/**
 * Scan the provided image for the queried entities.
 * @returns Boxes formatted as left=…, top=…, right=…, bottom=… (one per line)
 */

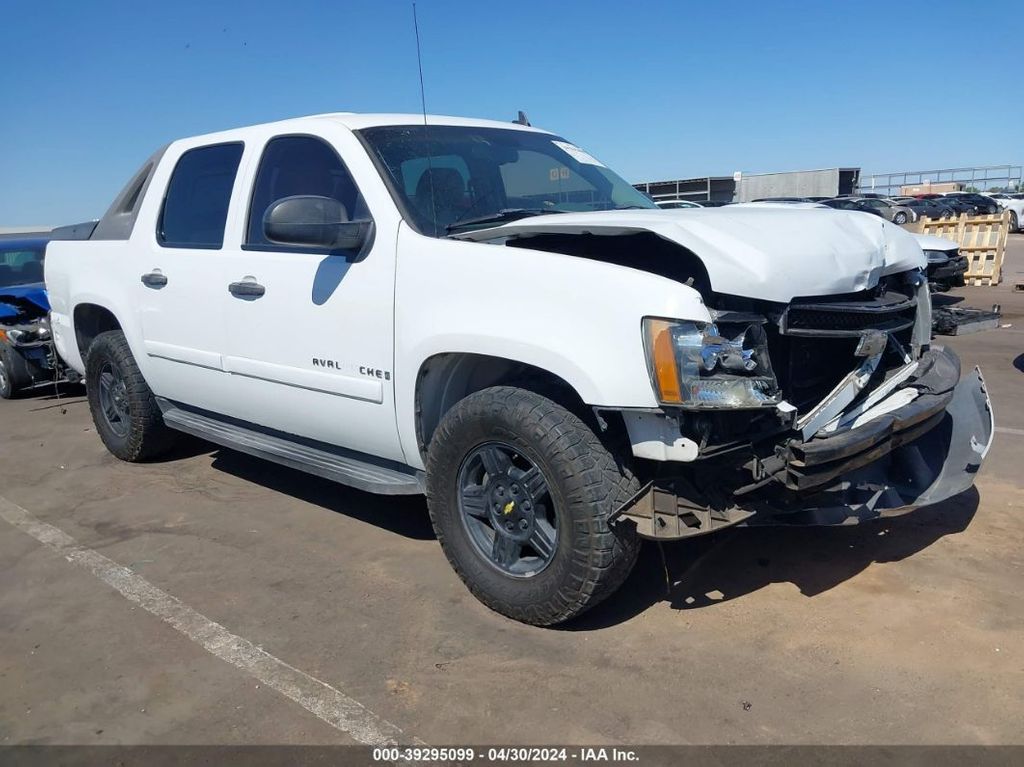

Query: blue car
left=0, top=237, right=66, bottom=398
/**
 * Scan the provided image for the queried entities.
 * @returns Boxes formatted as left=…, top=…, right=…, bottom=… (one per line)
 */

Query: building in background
left=737, top=168, right=859, bottom=202
left=633, top=175, right=738, bottom=204
left=635, top=167, right=860, bottom=203
left=0, top=226, right=54, bottom=241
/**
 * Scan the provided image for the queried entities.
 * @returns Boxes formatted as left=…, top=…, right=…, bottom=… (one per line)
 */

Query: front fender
left=393, top=227, right=710, bottom=467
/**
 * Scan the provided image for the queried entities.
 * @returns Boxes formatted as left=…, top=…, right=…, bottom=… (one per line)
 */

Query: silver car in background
left=850, top=197, right=917, bottom=224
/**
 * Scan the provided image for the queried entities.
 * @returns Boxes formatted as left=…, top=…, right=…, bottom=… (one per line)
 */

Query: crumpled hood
left=456, top=208, right=926, bottom=303
left=0, top=283, right=50, bottom=322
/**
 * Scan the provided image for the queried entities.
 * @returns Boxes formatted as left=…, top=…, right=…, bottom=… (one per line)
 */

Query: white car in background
left=912, top=233, right=969, bottom=291
left=990, top=195, right=1023, bottom=232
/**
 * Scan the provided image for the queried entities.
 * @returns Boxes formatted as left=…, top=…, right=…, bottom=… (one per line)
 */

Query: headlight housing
left=0, top=321, right=49, bottom=346
left=643, top=317, right=781, bottom=408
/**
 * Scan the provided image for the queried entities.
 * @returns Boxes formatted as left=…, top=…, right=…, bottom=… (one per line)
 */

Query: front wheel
left=426, top=386, right=641, bottom=626
left=0, top=346, right=30, bottom=400
left=85, top=330, right=176, bottom=461
left=0, top=353, right=15, bottom=399
left=1009, top=211, right=1019, bottom=232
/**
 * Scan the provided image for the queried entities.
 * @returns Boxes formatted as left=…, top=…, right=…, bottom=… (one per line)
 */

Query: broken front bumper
left=780, top=346, right=964, bottom=493
left=614, top=346, right=994, bottom=539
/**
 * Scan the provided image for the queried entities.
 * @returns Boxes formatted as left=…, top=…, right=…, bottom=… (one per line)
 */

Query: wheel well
left=415, top=353, right=619, bottom=459
left=73, top=304, right=122, bottom=360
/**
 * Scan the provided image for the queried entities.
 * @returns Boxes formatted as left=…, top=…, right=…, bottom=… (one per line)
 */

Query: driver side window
left=245, top=135, right=369, bottom=247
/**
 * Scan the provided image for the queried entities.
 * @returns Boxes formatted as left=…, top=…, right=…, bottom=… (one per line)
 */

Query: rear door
left=134, top=142, right=245, bottom=412
left=215, top=129, right=405, bottom=463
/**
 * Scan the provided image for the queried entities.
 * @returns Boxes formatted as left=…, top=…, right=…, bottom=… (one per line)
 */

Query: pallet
left=914, top=212, right=1010, bottom=286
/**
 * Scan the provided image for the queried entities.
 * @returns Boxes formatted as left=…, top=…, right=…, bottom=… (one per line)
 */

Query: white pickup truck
left=45, top=113, right=994, bottom=625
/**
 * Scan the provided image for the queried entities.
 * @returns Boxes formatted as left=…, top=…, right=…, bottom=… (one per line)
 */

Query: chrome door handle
left=228, top=280, right=266, bottom=299
left=141, top=271, right=168, bottom=288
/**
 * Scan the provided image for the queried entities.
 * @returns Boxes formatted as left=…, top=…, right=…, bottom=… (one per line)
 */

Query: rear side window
left=0, top=249, right=44, bottom=288
left=158, top=143, right=244, bottom=249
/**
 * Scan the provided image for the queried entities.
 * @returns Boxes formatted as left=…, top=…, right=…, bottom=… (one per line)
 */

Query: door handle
left=228, top=280, right=266, bottom=299
left=141, top=271, right=168, bottom=288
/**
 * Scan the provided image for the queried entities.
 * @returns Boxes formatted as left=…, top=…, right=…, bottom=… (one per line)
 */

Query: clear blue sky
left=2, top=0, right=1021, bottom=226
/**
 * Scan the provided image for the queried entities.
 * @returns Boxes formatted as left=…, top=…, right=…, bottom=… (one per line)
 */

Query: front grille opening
left=710, top=277, right=920, bottom=414
left=768, top=334, right=858, bottom=411
left=783, top=290, right=917, bottom=337
left=768, top=285, right=918, bottom=411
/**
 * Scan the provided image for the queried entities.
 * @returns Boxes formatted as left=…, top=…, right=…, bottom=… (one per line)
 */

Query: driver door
left=215, top=132, right=404, bottom=463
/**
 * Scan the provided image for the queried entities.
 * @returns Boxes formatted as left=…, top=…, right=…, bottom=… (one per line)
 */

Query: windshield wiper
left=445, top=208, right=564, bottom=234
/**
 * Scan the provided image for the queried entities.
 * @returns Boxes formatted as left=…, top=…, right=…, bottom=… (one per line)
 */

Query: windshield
left=358, top=125, right=655, bottom=236
left=0, top=248, right=45, bottom=289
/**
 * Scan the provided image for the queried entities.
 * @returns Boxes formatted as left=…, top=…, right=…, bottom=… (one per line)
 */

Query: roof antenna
left=412, top=1, right=438, bottom=235
left=514, top=111, right=531, bottom=127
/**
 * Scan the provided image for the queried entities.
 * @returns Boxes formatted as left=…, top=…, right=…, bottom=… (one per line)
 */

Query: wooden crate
left=912, top=212, right=1010, bottom=286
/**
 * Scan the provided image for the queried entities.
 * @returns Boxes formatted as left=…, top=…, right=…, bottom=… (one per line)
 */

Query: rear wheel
left=426, top=386, right=640, bottom=626
left=893, top=211, right=908, bottom=224
left=1009, top=210, right=1019, bottom=232
left=85, top=331, right=176, bottom=461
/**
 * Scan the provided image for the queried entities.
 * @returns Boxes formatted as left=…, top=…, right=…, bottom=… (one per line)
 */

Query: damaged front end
left=0, top=290, right=70, bottom=396
left=613, top=269, right=994, bottom=539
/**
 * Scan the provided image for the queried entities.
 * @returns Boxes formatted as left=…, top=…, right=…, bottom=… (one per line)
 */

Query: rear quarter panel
left=45, top=239, right=140, bottom=375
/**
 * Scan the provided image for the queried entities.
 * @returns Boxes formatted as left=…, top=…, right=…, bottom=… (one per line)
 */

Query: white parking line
left=995, top=426, right=1024, bottom=437
left=0, top=495, right=415, bottom=747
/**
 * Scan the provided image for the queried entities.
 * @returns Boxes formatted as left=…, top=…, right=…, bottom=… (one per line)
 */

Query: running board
left=158, top=401, right=424, bottom=495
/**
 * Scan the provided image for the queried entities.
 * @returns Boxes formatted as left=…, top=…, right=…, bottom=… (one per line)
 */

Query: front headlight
left=643, top=317, right=781, bottom=408
left=0, top=322, right=48, bottom=346
left=923, top=249, right=950, bottom=265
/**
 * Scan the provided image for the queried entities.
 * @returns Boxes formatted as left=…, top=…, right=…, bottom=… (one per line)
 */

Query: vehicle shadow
left=169, top=437, right=982, bottom=623
left=931, top=294, right=965, bottom=308
left=22, top=382, right=86, bottom=410
left=1013, top=353, right=1024, bottom=374
left=208, top=447, right=437, bottom=541
left=563, top=486, right=980, bottom=631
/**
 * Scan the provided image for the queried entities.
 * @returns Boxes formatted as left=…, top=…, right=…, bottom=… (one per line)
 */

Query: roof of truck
left=318, top=112, right=552, bottom=132
left=186, top=113, right=554, bottom=141
left=170, top=112, right=555, bottom=148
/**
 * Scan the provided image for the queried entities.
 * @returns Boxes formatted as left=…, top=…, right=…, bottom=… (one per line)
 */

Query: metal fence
left=858, top=165, right=1022, bottom=196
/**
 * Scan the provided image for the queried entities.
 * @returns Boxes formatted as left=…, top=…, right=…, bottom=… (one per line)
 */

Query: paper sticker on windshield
left=552, top=140, right=606, bottom=167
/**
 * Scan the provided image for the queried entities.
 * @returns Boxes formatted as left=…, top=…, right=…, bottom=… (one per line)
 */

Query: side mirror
left=263, top=195, right=371, bottom=254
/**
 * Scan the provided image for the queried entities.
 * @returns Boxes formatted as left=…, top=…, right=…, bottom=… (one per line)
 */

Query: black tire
left=1009, top=211, right=1019, bottom=233
left=426, top=386, right=641, bottom=626
left=0, top=351, right=15, bottom=399
left=0, top=346, right=29, bottom=400
left=893, top=212, right=907, bottom=224
left=85, top=330, right=176, bottom=461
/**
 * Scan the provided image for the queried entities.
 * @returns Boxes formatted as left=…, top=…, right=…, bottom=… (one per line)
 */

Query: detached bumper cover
left=759, top=352, right=993, bottom=526
left=782, top=347, right=961, bottom=492
left=615, top=346, right=993, bottom=539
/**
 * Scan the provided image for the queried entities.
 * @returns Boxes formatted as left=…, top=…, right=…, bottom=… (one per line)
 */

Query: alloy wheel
left=97, top=361, right=131, bottom=437
left=457, top=442, right=558, bottom=577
